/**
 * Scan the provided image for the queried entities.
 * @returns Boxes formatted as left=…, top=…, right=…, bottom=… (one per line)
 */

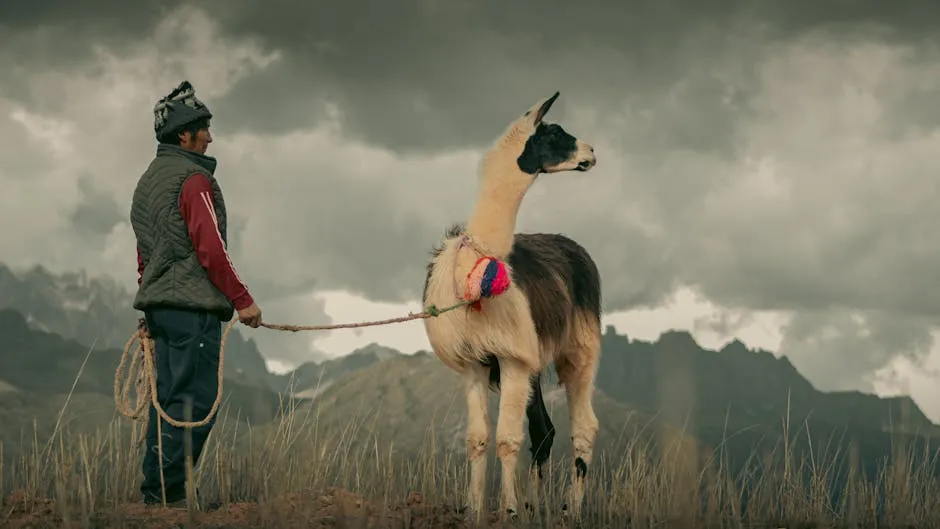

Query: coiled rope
left=111, top=301, right=470, bottom=507
left=113, top=300, right=470, bottom=430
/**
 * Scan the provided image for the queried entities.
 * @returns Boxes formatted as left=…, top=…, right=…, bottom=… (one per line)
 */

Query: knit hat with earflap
left=152, top=80, right=213, bottom=140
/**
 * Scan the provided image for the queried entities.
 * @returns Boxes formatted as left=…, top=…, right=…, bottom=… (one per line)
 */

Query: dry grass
left=1, top=389, right=939, bottom=529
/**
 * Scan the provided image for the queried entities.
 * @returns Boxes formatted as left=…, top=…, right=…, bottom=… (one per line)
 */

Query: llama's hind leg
left=494, top=358, right=535, bottom=520
left=556, top=318, right=600, bottom=521
left=462, top=362, right=491, bottom=521
left=524, top=372, right=555, bottom=513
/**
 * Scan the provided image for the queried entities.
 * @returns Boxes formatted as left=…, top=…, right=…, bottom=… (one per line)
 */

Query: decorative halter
left=455, top=233, right=512, bottom=312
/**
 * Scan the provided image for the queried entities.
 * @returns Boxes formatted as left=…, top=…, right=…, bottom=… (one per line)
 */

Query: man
left=130, top=80, right=263, bottom=508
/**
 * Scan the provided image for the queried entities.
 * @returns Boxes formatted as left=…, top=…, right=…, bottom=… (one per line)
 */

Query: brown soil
left=0, top=488, right=550, bottom=528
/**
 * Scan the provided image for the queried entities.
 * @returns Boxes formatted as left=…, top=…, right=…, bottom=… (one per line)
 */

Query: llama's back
left=422, top=225, right=601, bottom=318
left=509, top=232, right=602, bottom=356
left=421, top=225, right=601, bottom=361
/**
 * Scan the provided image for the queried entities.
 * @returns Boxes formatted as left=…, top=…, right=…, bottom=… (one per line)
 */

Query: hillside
left=1, top=301, right=938, bottom=484
left=294, top=351, right=652, bottom=458
left=2, top=301, right=940, bottom=528
left=595, top=326, right=937, bottom=437
left=283, top=352, right=933, bottom=481
left=0, top=263, right=137, bottom=351
left=6, top=259, right=930, bottom=443
left=0, top=262, right=275, bottom=388
left=272, top=343, right=401, bottom=398
left=275, top=326, right=938, bottom=448
left=0, top=308, right=295, bottom=461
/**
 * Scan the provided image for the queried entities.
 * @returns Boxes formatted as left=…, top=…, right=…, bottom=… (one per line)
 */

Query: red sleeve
left=178, top=173, right=255, bottom=311
left=136, top=245, right=144, bottom=286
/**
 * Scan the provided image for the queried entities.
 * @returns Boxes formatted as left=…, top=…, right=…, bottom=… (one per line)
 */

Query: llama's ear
left=530, top=92, right=560, bottom=125
left=522, top=92, right=560, bottom=125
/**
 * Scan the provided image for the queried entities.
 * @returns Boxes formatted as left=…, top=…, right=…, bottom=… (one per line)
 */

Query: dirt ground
left=1, top=488, right=563, bottom=528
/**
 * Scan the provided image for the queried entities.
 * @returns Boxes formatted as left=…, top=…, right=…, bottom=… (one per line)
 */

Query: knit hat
left=152, top=80, right=213, bottom=140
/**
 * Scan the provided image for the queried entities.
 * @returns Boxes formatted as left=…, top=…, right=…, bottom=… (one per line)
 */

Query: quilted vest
left=130, top=144, right=234, bottom=320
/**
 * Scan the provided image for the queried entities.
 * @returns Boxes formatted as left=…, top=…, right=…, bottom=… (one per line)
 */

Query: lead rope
left=113, top=299, right=470, bottom=506
left=113, top=231, right=496, bottom=507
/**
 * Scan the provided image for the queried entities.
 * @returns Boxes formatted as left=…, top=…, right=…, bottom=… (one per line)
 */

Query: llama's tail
left=526, top=372, right=555, bottom=471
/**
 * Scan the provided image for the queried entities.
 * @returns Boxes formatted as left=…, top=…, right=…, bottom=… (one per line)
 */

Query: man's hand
left=237, top=303, right=263, bottom=328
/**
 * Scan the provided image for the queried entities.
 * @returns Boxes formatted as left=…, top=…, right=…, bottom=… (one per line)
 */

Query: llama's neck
left=464, top=166, right=533, bottom=258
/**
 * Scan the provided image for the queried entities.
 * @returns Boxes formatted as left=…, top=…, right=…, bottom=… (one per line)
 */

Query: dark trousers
left=140, top=307, right=221, bottom=504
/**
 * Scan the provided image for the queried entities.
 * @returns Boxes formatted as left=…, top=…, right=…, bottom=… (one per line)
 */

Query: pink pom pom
left=464, top=256, right=512, bottom=311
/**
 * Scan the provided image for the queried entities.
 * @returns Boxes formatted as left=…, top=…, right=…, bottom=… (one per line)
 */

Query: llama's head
left=499, top=92, right=597, bottom=176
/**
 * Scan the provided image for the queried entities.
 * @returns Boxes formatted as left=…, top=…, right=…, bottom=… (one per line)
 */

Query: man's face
left=179, top=126, right=212, bottom=154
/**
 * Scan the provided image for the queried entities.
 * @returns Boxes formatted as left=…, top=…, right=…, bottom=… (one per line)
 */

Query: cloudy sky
left=3, top=1, right=940, bottom=421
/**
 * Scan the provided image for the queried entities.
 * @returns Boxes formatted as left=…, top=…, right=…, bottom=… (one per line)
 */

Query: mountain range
left=0, top=262, right=937, bottom=483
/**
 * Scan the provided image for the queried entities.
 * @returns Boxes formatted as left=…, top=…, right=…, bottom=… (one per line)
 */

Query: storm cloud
left=2, top=0, right=940, bottom=399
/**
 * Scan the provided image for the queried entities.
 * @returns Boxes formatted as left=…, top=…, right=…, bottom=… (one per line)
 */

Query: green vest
left=130, top=144, right=235, bottom=321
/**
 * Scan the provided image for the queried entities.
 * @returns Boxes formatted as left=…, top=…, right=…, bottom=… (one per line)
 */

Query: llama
left=422, top=92, right=601, bottom=522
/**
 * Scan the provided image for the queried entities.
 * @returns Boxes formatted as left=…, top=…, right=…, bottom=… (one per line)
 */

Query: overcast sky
left=2, top=1, right=940, bottom=421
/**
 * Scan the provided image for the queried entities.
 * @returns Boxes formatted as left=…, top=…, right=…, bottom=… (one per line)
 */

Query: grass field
left=2, top=389, right=940, bottom=529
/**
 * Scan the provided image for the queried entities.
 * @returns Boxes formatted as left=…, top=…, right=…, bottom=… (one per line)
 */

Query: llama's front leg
left=494, top=359, right=533, bottom=520
left=462, top=364, right=490, bottom=521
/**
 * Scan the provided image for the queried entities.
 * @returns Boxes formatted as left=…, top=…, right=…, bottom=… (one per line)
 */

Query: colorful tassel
left=464, top=256, right=512, bottom=311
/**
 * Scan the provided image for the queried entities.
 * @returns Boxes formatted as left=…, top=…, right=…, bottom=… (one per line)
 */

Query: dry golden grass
left=1, top=388, right=940, bottom=529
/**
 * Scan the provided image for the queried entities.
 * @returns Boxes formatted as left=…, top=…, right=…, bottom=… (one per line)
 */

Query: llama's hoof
left=560, top=504, right=584, bottom=527
left=523, top=501, right=537, bottom=513
left=454, top=504, right=468, bottom=514
left=505, top=508, right=519, bottom=522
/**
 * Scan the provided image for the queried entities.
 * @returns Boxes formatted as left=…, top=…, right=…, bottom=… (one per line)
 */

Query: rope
left=112, top=231, right=486, bottom=506
left=112, top=300, right=470, bottom=506
left=113, top=300, right=470, bottom=430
